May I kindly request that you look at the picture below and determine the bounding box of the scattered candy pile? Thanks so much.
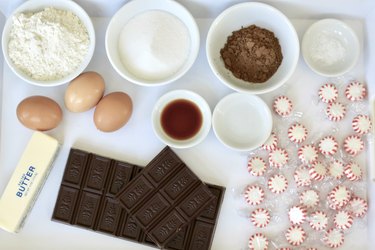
[244,80,370,249]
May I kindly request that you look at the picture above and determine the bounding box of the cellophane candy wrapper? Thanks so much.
[233,78,370,249]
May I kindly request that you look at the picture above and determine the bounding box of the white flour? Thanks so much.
[8,7,89,81]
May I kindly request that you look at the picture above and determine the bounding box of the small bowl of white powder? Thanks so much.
[302,19,360,77]
[1,0,95,86]
[105,0,199,86]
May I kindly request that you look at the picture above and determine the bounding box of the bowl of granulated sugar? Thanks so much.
[105,0,199,86]
[1,0,95,86]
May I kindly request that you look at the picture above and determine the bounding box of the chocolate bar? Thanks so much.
[52,148,224,249]
[116,147,215,248]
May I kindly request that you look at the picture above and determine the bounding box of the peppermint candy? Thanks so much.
[329,159,345,179]
[345,80,366,102]
[269,148,289,168]
[285,225,306,246]
[309,210,328,231]
[288,205,307,225]
[273,95,293,117]
[326,102,346,122]
[324,228,344,248]
[244,185,265,206]
[328,185,351,210]
[251,208,271,228]
[343,135,364,156]
[309,161,327,181]
[349,196,368,217]
[248,156,267,176]
[300,189,319,208]
[298,145,318,164]
[261,132,278,151]
[248,233,268,250]
[344,161,362,181]
[319,83,338,103]
[294,166,312,187]
[352,114,372,134]
[268,174,288,194]
[334,210,353,230]
[318,135,338,156]
[288,123,308,144]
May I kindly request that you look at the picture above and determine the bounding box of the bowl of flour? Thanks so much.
[1,0,95,86]
[105,0,199,86]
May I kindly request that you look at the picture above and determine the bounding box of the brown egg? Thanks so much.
[17,96,63,131]
[65,71,105,112]
[93,92,133,132]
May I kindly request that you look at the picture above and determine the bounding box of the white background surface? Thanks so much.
[0,1,375,249]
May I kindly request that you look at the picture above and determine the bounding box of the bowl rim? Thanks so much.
[206,1,299,95]
[105,0,200,87]
[301,18,360,77]
[1,0,95,87]
[212,92,273,151]
[151,89,212,148]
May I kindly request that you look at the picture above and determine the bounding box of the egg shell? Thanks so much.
[16,96,63,131]
[94,92,133,132]
[65,71,105,112]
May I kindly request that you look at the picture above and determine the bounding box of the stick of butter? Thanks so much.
[0,131,59,233]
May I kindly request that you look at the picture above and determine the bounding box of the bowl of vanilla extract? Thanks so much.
[151,90,212,148]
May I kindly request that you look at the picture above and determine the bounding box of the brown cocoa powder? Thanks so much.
[220,25,283,83]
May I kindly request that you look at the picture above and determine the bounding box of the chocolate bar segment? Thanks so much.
[52,148,225,250]
[116,147,215,247]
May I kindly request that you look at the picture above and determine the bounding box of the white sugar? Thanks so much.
[309,33,346,66]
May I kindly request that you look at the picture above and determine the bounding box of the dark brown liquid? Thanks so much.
[161,99,202,140]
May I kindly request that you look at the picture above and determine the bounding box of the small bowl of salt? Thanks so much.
[105,0,199,86]
[302,19,360,77]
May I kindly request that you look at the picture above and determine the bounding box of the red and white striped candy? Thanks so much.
[309,161,327,181]
[334,210,353,230]
[298,145,318,164]
[345,80,366,102]
[294,166,312,187]
[273,95,293,117]
[352,114,372,135]
[326,102,346,122]
[269,148,289,168]
[309,210,328,231]
[285,225,306,246]
[349,196,368,217]
[288,205,307,225]
[306,248,318,250]
[328,159,345,179]
[343,135,364,156]
[300,189,319,208]
[318,136,338,156]
[268,174,288,194]
[277,248,292,250]
[288,123,308,144]
[251,208,271,228]
[248,156,267,177]
[244,185,265,206]
[328,185,351,210]
[319,83,338,103]
[248,233,268,250]
[324,228,344,248]
[344,161,362,181]
[261,132,278,151]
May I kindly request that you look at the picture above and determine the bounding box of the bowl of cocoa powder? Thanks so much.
[206,2,299,94]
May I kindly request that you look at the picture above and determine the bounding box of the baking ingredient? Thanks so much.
[93,92,132,132]
[309,33,346,66]
[118,10,190,81]
[17,96,63,131]
[220,25,283,83]
[8,7,90,81]
[65,72,105,112]
[0,132,59,233]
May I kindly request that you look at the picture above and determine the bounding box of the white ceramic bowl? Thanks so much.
[1,0,95,87]
[212,93,272,151]
[106,0,200,87]
[302,19,360,77]
[152,90,211,148]
[206,2,299,94]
